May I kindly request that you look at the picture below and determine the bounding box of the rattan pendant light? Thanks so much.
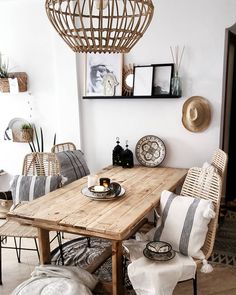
[45,0,154,53]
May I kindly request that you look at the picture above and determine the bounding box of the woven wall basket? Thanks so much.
[45,0,154,53]
[12,128,33,143]
[0,72,27,93]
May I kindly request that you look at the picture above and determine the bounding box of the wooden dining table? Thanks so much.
[8,165,187,295]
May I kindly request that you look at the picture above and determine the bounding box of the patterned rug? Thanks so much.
[209,210,236,266]
[51,211,236,293]
[51,237,133,294]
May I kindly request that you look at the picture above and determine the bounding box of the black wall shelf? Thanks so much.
[83,95,181,99]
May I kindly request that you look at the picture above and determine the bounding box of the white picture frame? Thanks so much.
[133,65,153,96]
[85,53,123,97]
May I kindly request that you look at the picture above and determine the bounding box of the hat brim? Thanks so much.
[182,96,211,132]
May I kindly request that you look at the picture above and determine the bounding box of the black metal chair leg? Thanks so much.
[0,236,2,285]
[193,272,197,295]
[34,238,40,261]
[19,237,22,262]
[13,237,20,263]
[56,232,64,265]
[87,237,91,248]
[122,255,127,286]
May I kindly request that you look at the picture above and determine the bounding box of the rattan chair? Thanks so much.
[178,167,222,294]
[22,152,61,176]
[0,152,63,284]
[51,142,92,246]
[211,148,228,218]
[51,142,76,153]
[211,148,228,178]
[125,167,222,295]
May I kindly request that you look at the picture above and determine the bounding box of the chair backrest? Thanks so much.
[180,167,222,260]
[211,148,228,178]
[51,142,76,153]
[22,152,61,176]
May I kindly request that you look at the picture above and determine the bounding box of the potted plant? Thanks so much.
[21,123,33,142]
[0,52,27,93]
[0,53,8,79]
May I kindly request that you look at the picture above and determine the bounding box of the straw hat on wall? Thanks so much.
[182,96,211,132]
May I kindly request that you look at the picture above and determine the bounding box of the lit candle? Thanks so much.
[100,177,110,188]
[93,185,105,192]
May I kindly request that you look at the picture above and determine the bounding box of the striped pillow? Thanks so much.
[154,190,215,259]
[56,150,90,185]
[11,175,62,205]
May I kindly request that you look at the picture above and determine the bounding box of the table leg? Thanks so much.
[112,240,124,295]
[38,228,51,264]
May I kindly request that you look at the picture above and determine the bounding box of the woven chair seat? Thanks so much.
[0,220,38,238]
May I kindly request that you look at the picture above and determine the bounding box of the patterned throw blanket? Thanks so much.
[10,265,98,295]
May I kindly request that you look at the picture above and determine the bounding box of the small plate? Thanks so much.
[143,248,176,261]
[82,187,125,201]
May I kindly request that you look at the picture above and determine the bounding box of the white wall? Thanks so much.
[79,0,236,172]
[0,0,80,178]
[0,0,236,179]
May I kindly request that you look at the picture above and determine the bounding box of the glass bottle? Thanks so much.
[171,74,182,97]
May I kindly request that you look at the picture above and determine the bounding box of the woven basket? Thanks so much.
[12,128,33,143]
[0,72,27,93]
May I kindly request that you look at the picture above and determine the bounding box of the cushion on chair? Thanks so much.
[10,175,62,204]
[153,190,215,259]
[56,150,90,185]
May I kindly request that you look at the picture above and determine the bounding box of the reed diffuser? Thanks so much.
[170,45,185,96]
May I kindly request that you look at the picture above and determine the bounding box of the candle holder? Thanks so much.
[121,140,134,168]
[100,177,111,188]
[112,137,124,166]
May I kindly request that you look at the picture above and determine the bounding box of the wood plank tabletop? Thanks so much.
[8,166,187,240]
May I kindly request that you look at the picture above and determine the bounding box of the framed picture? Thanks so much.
[85,53,123,96]
[152,63,174,96]
[133,65,153,96]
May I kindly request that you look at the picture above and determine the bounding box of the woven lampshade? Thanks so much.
[45,0,154,53]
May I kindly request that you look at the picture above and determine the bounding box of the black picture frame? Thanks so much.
[152,63,174,96]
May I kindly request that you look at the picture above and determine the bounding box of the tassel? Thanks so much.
[203,203,216,219]
[135,232,146,241]
[200,259,213,273]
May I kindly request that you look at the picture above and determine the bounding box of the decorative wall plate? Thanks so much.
[135,135,166,167]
